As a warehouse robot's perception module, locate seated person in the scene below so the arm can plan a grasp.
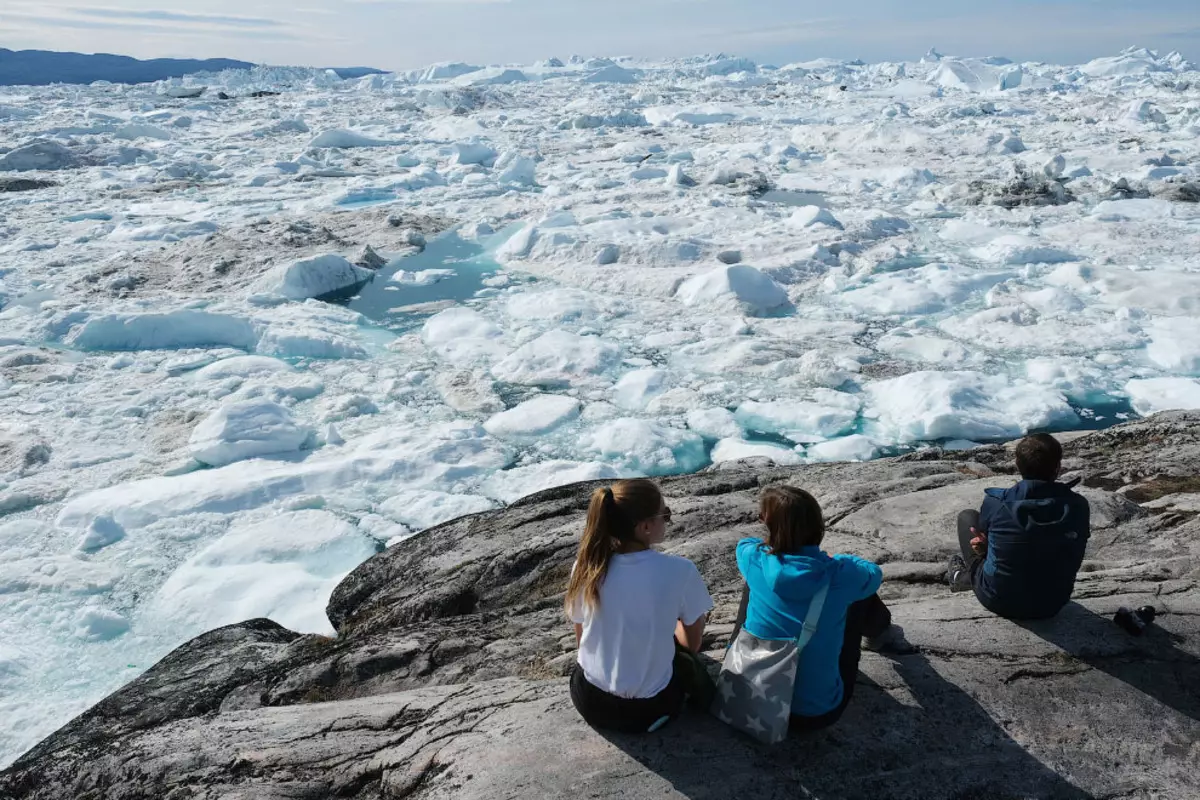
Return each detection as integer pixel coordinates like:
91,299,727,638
730,486,893,731
948,433,1090,620
566,479,714,733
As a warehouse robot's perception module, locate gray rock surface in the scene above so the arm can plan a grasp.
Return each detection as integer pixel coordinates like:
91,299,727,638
3,413,1199,799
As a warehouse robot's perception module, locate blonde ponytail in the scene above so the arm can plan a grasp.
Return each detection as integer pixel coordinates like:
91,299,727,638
565,479,663,614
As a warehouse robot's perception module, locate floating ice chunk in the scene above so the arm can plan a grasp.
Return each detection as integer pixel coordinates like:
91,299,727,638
711,438,803,466
58,421,508,532
420,62,482,82
665,163,696,187
840,264,1011,316
65,310,258,351
146,510,377,636
251,254,374,301
1044,155,1066,178
76,514,125,553
631,167,668,180
109,221,218,242
1125,100,1167,125
454,67,527,86
432,370,503,414
578,418,707,475
483,395,581,438
613,369,669,410
790,206,843,229
452,141,498,166
392,268,455,286
494,224,537,261
491,330,621,387
1081,50,1170,77
928,59,1022,92
1125,378,1200,415
422,307,506,365
188,400,312,467
378,489,497,530
257,326,365,360
584,65,638,84
481,460,625,503
73,608,130,642
686,407,743,440
806,434,878,463
309,129,393,148
1145,318,1200,374
735,391,861,442
194,356,292,381
114,123,171,141
971,236,1078,266
877,329,973,365
864,370,1078,444
505,288,606,324
0,139,78,171
704,57,757,76
675,265,790,316
495,151,536,185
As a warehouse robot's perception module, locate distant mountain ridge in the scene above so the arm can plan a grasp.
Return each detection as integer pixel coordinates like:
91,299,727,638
0,48,387,86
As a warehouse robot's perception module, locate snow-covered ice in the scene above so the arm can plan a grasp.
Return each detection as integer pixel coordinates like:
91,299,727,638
1,46,1199,766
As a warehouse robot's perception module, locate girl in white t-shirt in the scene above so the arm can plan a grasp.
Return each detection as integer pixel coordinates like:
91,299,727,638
566,479,714,733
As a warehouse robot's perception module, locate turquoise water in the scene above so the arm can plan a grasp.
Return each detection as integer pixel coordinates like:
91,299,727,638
341,231,512,333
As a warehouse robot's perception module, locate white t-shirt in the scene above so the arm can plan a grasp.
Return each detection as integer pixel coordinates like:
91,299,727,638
569,550,713,699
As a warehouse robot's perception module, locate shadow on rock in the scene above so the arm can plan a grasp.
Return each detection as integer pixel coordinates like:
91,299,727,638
593,648,1090,800
1017,601,1200,724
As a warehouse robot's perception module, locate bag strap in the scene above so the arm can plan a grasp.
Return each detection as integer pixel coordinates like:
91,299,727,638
795,577,831,652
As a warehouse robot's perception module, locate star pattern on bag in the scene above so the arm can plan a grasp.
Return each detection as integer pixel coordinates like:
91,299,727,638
710,632,798,744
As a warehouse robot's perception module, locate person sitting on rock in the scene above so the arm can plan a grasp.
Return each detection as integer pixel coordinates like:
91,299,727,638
566,478,715,733
730,485,894,731
947,433,1091,619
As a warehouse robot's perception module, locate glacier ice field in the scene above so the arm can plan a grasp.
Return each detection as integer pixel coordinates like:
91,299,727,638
1,47,1200,764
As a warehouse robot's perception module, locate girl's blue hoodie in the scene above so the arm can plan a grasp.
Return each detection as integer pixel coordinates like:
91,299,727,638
736,538,882,717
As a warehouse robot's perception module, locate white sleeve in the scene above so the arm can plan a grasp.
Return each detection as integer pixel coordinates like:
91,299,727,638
678,560,714,625
567,591,586,624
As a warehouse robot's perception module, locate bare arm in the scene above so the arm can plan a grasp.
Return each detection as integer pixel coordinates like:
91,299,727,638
574,623,583,648
675,617,705,653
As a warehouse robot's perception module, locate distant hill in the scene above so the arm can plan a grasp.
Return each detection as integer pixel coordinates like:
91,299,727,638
0,48,388,86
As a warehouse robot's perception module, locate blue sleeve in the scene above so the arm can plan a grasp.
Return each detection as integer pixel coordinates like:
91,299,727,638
979,492,1003,533
1074,494,1091,540
833,554,882,601
735,537,761,582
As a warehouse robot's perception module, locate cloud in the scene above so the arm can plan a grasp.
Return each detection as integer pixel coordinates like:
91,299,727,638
70,7,284,28
0,10,301,40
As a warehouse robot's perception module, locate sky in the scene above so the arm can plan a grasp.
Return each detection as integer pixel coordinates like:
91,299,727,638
1,0,1198,71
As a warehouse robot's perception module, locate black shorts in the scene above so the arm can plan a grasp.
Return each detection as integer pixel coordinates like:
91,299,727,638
569,662,685,734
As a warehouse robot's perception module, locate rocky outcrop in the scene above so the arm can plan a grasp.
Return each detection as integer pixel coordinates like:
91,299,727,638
3,413,1199,799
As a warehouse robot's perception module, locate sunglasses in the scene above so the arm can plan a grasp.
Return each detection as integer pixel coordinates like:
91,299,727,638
649,508,673,523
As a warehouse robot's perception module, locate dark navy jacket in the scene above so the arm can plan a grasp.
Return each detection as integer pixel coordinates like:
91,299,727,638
975,479,1090,620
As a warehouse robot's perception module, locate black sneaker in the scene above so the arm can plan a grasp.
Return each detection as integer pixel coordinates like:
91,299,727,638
863,624,910,653
946,555,973,592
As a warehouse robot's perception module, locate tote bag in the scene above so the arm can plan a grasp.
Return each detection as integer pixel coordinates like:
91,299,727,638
710,579,830,744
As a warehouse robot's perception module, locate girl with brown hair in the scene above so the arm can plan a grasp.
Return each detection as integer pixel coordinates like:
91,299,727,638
566,479,714,733
730,485,894,731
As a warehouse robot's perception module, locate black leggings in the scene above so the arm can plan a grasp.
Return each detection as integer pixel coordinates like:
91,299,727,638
570,641,708,733
958,509,983,576
731,585,891,731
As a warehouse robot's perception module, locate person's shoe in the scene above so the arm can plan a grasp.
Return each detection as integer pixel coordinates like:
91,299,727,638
946,555,974,592
863,624,910,654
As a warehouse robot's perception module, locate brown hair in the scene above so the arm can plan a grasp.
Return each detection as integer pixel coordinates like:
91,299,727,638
759,485,824,555
1015,433,1062,481
565,479,663,613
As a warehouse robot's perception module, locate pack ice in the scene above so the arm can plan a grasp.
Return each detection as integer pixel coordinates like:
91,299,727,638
1,47,1199,766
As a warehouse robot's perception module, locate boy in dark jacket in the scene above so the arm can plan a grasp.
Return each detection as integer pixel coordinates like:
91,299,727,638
947,433,1090,620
